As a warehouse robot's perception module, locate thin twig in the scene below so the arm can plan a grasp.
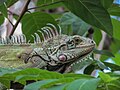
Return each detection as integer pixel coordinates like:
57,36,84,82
27,0,64,11
6,16,14,27
9,0,31,37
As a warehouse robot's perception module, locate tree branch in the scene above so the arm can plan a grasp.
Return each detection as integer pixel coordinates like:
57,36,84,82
9,0,31,37
6,16,14,27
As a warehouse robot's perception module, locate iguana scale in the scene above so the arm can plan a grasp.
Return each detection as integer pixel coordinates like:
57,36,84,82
0,23,95,73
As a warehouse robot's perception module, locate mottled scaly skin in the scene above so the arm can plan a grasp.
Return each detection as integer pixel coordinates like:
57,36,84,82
0,34,95,73
0,23,95,73
0,45,33,68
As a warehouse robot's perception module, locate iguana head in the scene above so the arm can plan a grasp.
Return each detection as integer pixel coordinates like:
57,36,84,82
47,35,95,66
23,34,95,73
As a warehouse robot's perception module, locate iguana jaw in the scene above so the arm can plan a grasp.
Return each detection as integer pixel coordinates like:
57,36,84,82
48,35,95,66
60,44,95,64
70,49,93,65
46,45,94,73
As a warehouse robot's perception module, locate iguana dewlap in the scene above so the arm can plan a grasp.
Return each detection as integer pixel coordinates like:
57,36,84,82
0,23,95,73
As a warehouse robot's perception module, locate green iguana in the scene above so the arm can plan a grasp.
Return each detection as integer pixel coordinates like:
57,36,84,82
0,23,95,73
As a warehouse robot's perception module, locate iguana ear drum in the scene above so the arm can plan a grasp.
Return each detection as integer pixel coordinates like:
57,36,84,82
58,54,67,62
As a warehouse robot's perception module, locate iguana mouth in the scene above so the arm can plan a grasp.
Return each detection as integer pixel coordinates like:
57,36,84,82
60,45,94,64
71,50,92,64
79,50,92,58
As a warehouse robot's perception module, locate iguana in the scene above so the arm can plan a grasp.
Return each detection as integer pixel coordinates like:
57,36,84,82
0,23,95,73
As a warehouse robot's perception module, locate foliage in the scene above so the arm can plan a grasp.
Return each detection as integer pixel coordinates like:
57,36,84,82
63,0,113,36
21,12,57,42
0,67,120,90
0,0,120,90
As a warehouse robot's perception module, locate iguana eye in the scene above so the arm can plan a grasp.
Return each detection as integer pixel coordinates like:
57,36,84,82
74,37,82,45
58,54,67,62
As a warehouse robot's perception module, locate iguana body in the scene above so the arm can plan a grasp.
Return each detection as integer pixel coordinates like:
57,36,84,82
0,23,95,73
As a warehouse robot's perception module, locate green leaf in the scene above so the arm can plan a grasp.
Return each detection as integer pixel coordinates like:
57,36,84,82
99,72,119,83
93,49,115,57
0,83,7,90
84,64,95,75
0,78,10,89
13,68,63,83
37,0,60,5
0,68,17,76
21,12,57,42
0,15,4,25
24,79,57,90
50,13,62,19
0,0,6,5
108,4,120,16
60,12,91,36
0,68,19,88
0,3,7,17
60,25,72,35
108,72,120,78
0,68,64,88
104,62,120,71
110,39,120,54
15,75,38,85
103,73,120,90
97,80,120,90
37,0,64,9
41,77,75,89
100,0,114,9
47,84,67,90
93,27,102,45
63,0,113,36
112,52,120,66
112,18,120,40
98,78,120,90
0,68,98,89
107,80,120,90
63,73,93,79
5,0,18,7
65,78,100,90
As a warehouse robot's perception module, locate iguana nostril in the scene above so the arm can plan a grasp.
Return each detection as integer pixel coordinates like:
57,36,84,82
91,40,94,43
90,40,94,44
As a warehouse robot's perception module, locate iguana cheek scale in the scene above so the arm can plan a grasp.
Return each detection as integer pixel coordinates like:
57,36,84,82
0,23,95,73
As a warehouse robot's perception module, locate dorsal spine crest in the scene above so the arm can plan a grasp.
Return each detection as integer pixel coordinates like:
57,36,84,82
0,23,61,46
